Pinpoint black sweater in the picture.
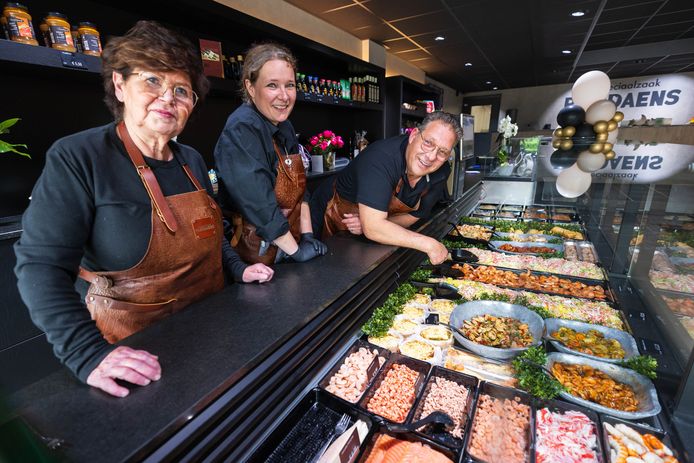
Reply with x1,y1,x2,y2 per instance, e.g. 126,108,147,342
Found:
14,123,246,382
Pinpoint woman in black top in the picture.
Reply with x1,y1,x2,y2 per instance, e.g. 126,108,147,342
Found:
214,43,327,265
14,21,273,398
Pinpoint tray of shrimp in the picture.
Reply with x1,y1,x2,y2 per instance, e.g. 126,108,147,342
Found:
358,353,431,424
601,415,681,463
319,339,390,405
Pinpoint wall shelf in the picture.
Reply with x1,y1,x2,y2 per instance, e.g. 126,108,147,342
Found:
385,75,443,137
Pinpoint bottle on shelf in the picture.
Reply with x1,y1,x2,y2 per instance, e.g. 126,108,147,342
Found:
236,54,244,75
41,12,76,52
229,55,239,80
2,2,38,46
77,21,101,56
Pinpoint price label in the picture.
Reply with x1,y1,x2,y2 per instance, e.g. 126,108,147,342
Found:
628,310,648,323
338,427,361,463
302,92,313,102
60,52,87,70
365,354,380,385
425,313,439,325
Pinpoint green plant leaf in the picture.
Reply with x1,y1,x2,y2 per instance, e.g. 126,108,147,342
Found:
0,140,31,158
0,118,20,134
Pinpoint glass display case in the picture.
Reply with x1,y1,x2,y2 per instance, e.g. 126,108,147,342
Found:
480,135,542,180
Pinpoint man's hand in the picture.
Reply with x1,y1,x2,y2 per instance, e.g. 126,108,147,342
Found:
341,213,362,235
425,238,448,265
86,346,161,398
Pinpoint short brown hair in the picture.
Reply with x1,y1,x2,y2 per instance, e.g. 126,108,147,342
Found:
420,111,463,143
101,20,210,120
241,42,297,103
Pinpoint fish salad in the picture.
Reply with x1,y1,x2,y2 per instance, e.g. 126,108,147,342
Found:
468,394,530,463
366,363,420,422
604,422,679,463
416,376,470,439
535,408,599,463
325,347,385,403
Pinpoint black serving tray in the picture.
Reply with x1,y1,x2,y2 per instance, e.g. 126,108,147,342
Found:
358,353,432,424
463,381,536,463
534,398,605,463
251,388,373,463
410,366,478,450
318,339,391,405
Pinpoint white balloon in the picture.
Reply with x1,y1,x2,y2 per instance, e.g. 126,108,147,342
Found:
576,150,606,172
556,163,592,198
572,70,611,110
585,99,617,125
607,129,618,144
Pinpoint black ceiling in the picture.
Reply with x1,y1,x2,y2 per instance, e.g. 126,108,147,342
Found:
285,0,694,92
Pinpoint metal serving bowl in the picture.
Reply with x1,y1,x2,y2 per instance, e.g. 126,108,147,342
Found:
544,318,639,364
449,300,545,360
546,352,661,420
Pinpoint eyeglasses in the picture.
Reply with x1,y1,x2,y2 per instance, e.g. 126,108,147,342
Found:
418,131,452,160
129,71,199,108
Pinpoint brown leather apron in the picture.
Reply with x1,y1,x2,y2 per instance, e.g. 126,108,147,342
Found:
323,177,428,238
229,139,306,265
79,122,225,343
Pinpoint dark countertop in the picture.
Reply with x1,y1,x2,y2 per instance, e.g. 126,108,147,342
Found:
8,233,396,462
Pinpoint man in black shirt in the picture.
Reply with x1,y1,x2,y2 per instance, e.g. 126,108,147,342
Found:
310,111,462,265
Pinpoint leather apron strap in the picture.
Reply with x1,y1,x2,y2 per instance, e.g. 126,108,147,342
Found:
117,121,179,233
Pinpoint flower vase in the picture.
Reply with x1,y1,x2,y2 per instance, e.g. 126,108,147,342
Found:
311,154,324,173
323,151,336,171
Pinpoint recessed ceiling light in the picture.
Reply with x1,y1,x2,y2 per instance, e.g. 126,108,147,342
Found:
485,81,491,84
464,62,472,66
571,10,585,17
562,49,572,54
493,87,498,90
434,36,445,41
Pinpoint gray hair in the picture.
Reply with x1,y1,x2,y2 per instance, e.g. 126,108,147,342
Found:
419,111,463,143
241,42,298,103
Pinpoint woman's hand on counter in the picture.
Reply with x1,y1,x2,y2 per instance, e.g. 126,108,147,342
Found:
341,213,363,235
86,346,161,398
242,263,275,283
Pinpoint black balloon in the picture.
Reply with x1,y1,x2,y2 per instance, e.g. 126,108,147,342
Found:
550,149,576,169
572,123,596,148
557,104,585,127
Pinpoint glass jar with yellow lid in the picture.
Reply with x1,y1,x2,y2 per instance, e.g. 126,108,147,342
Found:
1,2,38,46
41,12,75,52
78,21,101,57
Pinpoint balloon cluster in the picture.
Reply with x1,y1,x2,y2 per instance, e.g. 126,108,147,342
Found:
551,71,623,198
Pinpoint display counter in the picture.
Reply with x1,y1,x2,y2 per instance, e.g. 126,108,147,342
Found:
6,185,481,462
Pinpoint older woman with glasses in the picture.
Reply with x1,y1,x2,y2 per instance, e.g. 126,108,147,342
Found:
14,21,273,398
310,111,463,265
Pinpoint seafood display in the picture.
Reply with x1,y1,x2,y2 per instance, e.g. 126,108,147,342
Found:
498,243,560,255
366,363,421,422
535,408,599,463
604,422,679,463
367,333,402,352
451,223,493,241
468,394,530,463
564,242,578,261
551,326,626,359
649,270,694,293
399,340,436,362
551,363,639,412
462,314,534,348
415,375,470,439
362,434,454,463
663,296,694,316
439,278,624,329
552,214,573,222
444,348,517,387
524,211,548,220
452,263,608,300
551,226,584,240
325,347,385,403
466,248,605,280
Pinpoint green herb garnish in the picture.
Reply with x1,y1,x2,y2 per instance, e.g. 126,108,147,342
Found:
513,346,566,399
361,283,417,337
410,268,433,282
618,355,658,380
